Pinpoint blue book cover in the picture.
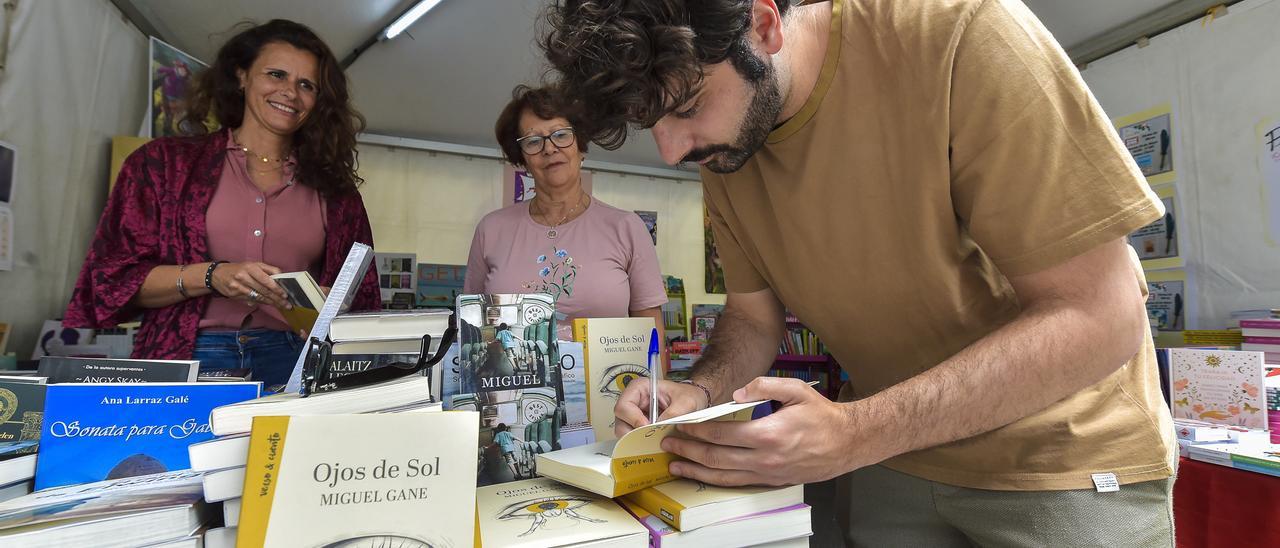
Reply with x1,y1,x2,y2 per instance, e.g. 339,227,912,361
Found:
35,382,260,490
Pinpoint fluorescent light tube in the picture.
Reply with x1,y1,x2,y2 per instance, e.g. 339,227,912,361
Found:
382,0,444,40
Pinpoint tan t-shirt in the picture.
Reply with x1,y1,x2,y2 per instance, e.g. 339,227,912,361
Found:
703,0,1175,490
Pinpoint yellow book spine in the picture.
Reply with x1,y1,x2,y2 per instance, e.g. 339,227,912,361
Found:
236,415,292,547
622,485,687,530
575,318,591,425
611,452,678,497
474,504,482,548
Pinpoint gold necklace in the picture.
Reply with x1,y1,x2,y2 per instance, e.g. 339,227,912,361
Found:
533,193,587,239
232,133,289,164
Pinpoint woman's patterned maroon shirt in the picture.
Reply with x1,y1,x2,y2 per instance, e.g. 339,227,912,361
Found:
64,131,381,359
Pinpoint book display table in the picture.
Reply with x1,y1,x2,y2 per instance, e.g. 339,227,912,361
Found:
1173,457,1280,548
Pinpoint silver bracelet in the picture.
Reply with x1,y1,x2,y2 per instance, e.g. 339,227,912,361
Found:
176,264,190,298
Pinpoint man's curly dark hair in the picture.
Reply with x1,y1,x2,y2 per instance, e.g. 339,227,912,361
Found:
540,0,792,150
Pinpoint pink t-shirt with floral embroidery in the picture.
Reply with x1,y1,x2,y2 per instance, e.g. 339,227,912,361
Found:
464,197,667,323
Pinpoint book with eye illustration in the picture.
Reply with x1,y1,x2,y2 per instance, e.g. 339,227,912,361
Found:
452,293,564,487
572,317,663,443
534,399,767,498
475,477,647,547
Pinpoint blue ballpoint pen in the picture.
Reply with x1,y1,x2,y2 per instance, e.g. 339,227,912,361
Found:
648,327,660,424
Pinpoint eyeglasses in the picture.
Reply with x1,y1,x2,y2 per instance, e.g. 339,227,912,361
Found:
516,127,576,155
298,316,457,397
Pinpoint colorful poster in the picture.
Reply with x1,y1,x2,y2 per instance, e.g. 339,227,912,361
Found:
1145,268,1193,348
1168,348,1267,429
1147,279,1184,332
416,263,467,308
634,210,658,245
1259,118,1280,244
148,37,214,138
703,205,726,294
374,252,417,306
1129,184,1181,269
1116,105,1174,184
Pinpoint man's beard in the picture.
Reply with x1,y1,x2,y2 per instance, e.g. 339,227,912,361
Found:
682,61,783,174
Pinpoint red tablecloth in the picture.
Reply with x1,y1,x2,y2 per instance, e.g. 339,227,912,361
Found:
1174,457,1280,547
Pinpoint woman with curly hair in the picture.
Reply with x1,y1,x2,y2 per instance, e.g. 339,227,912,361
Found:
64,19,380,389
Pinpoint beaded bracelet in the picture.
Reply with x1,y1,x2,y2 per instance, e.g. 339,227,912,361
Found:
176,264,190,299
205,261,227,296
678,379,713,410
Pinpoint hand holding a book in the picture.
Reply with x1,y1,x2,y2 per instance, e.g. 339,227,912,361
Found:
210,261,292,309
613,379,708,437
660,377,862,487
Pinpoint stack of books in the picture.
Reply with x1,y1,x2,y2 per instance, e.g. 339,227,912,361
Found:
327,309,453,370
1231,308,1280,323
0,470,212,547
0,374,44,502
619,479,811,547
1240,319,1280,366
1182,329,1243,348
1268,372,1280,443
668,341,703,379
779,326,826,356
1186,441,1280,477
1174,418,1270,456
189,373,442,535
530,399,814,546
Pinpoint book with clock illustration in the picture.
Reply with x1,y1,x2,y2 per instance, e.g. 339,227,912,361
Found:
453,293,564,487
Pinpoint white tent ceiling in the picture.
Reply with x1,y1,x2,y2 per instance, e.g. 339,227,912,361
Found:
124,0,1185,172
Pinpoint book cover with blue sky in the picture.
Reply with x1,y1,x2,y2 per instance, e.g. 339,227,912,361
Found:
35,383,259,490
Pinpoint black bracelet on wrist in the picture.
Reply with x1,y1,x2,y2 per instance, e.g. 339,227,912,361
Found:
205,261,227,296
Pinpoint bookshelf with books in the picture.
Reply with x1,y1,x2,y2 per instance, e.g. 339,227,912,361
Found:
662,275,689,347
773,315,842,400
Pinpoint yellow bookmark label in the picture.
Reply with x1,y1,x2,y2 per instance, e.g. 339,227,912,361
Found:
622,485,687,530
237,415,291,547
611,452,678,496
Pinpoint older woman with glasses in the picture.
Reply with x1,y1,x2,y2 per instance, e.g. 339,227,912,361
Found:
464,85,666,338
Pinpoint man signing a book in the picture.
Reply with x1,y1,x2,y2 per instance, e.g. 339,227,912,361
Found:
540,0,1176,545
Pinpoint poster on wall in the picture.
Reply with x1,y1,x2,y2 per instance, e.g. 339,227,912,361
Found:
374,252,418,308
704,205,726,294
634,210,658,245
501,164,592,205
1259,118,1280,244
1129,184,1181,269
0,204,11,272
148,37,216,138
0,140,15,271
1146,269,1189,348
1115,105,1175,185
417,263,467,309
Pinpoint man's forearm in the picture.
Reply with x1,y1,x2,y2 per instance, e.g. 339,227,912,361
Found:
855,294,1148,464
692,300,785,403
